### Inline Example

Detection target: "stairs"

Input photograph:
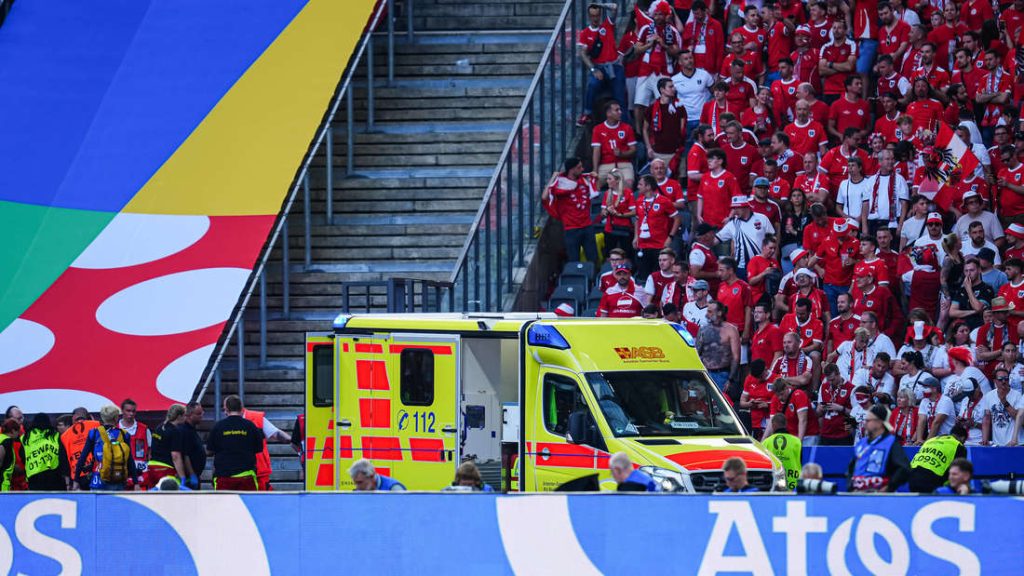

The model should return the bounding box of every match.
[204,0,563,490]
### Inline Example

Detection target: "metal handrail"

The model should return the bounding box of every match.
[193,0,400,405]
[446,0,584,311]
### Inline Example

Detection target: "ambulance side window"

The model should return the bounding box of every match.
[312,345,333,407]
[400,349,434,406]
[543,374,580,437]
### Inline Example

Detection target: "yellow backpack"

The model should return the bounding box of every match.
[99,427,130,484]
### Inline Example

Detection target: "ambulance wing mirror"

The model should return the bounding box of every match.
[567,411,590,445]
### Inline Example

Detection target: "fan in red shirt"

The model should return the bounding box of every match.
[817,364,855,444]
[769,333,816,391]
[817,20,857,100]
[905,77,945,134]
[951,47,986,101]
[696,148,741,227]
[681,1,725,77]
[721,39,764,84]
[741,359,774,437]
[771,59,801,123]
[827,76,871,141]
[806,3,833,51]
[999,257,1024,333]
[785,269,830,323]
[978,49,1013,129]
[722,59,760,109]
[815,217,860,300]
[597,264,647,318]
[926,6,966,71]
[766,377,821,443]
[634,175,681,279]
[827,292,861,354]
[683,126,712,189]
[784,100,828,156]
[747,234,781,305]
[873,92,903,143]
[699,82,735,134]
[997,147,1024,221]
[721,121,758,194]
[961,0,994,31]
[820,131,877,192]
[852,237,890,289]
[789,26,820,89]
[542,159,597,262]
[764,5,794,77]
[801,204,833,254]
[877,4,910,60]
[851,267,900,339]
[717,257,753,342]
[750,302,783,367]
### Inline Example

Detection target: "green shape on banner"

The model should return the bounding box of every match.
[0,201,114,332]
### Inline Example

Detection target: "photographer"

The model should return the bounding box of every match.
[847,404,910,492]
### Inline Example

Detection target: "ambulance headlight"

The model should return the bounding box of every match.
[639,466,687,493]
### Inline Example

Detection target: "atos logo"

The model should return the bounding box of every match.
[614,346,666,361]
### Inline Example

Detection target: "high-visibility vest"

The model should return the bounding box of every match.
[763,432,803,490]
[1,435,15,491]
[22,429,61,479]
[243,410,272,479]
[910,435,961,477]
[62,421,100,476]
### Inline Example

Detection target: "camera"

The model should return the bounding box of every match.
[984,480,1024,495]
[797,478,838,494]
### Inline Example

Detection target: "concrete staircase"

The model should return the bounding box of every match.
[206,0,563,489]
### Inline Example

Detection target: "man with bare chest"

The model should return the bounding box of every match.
[697,300,741,395]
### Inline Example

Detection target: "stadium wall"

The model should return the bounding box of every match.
[0,493,1021,574]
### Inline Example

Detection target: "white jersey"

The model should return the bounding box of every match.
[863,172,910,223]
[852,368,895,397]
[671,68,714,121]
[682,301,709,329]
[716,212,775,269]
[982,389,1024,445]
[918,394,956,436]
[836,176,874,219]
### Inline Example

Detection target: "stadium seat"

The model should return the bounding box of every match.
[548,285,583,313]
[587,285,603,311]
[558,274,589,297]
[561,261,595,282]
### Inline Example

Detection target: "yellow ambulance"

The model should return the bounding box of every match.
[304,313,783,492]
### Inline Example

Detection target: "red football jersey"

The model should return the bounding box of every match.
[827,313,862,352]
[723,141,758,193]
[828,96,871,136]
[784,120,827,156]
[717,279,752,329]
[780,313,825,348]
[698,169,741,227]
[592,121,637,166]
[819,381,855,438]
[770,389,821,436]
[819,39,857,95]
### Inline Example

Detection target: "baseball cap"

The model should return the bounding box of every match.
[790,248,809,264]
[795,25,811,37]
[960,190,982,210]
[730,195,751,208]
[919,374,940,388]
[854,265,874,278]
[613,262,631,274]
[753,177,770,187]
[868,404,894,432]
[926,212,943,224]
[692,279,710,291]
[832,218,849,234]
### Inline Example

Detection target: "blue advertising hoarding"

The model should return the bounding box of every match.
[0,493,1021,575]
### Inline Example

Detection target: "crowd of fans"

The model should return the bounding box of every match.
[0,396,294,492]
[546,0,1024,450]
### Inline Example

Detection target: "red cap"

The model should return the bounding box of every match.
[947,346,973,368]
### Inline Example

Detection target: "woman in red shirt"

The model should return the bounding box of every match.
[601,169,637,259]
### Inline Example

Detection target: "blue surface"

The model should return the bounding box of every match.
[1,493,1022,575]
[803,446,1024,491]
[0,0,306,212]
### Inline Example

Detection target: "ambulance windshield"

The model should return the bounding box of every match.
[584,371,742,437]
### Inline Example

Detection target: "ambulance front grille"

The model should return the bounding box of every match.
[689,471,775,492]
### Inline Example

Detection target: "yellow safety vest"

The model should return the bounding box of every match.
[764,432,802,490]
[23,429,61,479]
[910,435,960,476]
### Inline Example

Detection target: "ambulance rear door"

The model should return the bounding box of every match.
[388,334,460,489]
[304,333,334,491]
[336,334,392,489]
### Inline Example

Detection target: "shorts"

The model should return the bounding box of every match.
[142,463,178,490]
[214,472,259,491]
[649,151,676,166]
[597,163,635,186]
[634,74,666,107]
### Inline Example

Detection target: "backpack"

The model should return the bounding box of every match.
[99,427,130,484]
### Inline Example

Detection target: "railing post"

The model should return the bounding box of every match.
[528,100,536,233]
[548,60,556,176]
[560,21,567,160]
[214,366,222,421]
[237,316,246,404]
[506,155,513,292]
[387,0,395,85]
[571,1,578,119]
[259,273,267,366]
[366,34,375,132]
[346,91,355,176]
[282,218,291,318]
[517,134,525,266]
[538,72,546,180]
[496,176,503,305]
[303,172,312,267]
[326,125,334,222]
[406,0,414,42]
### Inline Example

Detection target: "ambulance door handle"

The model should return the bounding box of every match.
[339,419,352,429]
[442,425,456,434]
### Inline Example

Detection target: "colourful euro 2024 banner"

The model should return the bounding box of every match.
[0,493,1020,575]
[0,0,375,411]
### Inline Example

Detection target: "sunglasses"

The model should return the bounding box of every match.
[996,376,1010,381]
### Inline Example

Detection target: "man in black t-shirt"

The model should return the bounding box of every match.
[950,258,995,330]
[207,395,263,491]
[178,402,206,489]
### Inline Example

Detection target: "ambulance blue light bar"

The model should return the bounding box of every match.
[528,324,570,350]
[333,314,351,330]
[671,323,696,347]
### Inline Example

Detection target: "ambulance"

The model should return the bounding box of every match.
[303,313,784,492]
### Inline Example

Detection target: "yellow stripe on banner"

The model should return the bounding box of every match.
[124,0,376,216]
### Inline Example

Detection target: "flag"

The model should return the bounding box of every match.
[930,123,980,186]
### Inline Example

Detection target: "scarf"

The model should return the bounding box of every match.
[893,407,916,441]
[982,68,1004,125]
[870,171,898,221]
[779,353,808,376]
[849,344,868,379]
